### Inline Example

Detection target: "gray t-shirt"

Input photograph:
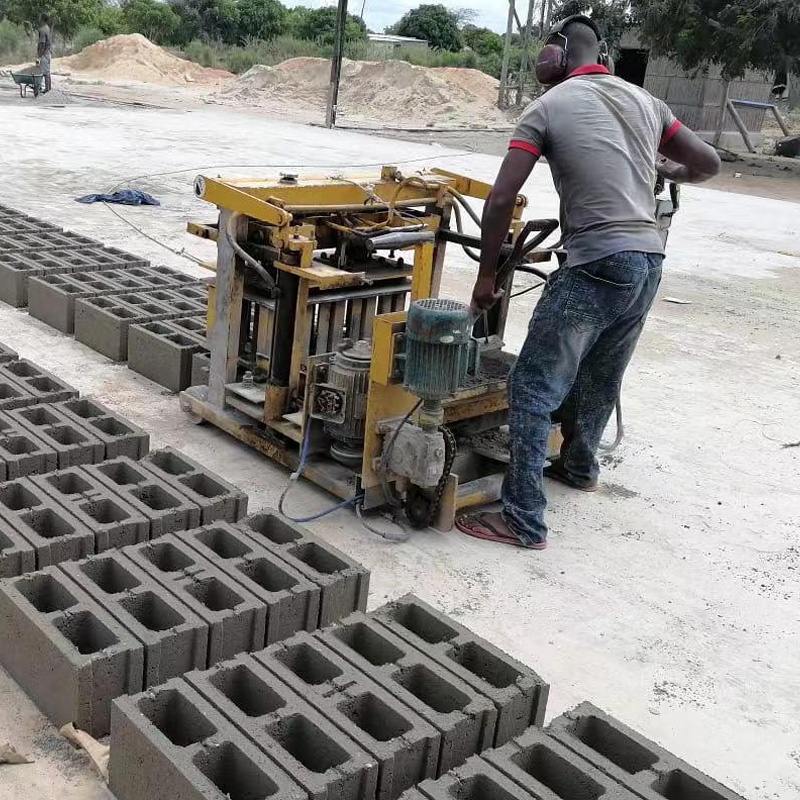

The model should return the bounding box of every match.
[511,67,681,266]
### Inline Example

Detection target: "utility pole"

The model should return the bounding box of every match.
[498,0,516,109]
[326,0,348,128]
[516,0,536,106]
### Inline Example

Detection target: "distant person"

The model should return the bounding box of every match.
[37,13,53,94]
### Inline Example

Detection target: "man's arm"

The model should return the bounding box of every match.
[658,126,721,185]
[470,147,539,312]
[37,27,46,58]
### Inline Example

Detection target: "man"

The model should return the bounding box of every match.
[457,16,720,549]
[37,14,53,95]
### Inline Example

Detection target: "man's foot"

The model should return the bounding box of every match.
[544,463,599,492]
[455,512,547,549]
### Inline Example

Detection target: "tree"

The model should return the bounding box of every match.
[122,0,179,43]
[461,24,503,57]
[6,0,102,39]
[293,6,366,45]
[632,0,800,81]
[169,0,239,43]
[237,0,284,42]
[552,0,633,56]
[389,4,462,52]
[94,2,125,35]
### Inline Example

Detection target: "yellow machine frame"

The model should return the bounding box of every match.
[181,166,560,530]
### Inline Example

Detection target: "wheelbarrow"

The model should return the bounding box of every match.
[11,69,44,98]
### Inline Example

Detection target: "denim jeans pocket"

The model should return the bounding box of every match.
[564,257,639,325]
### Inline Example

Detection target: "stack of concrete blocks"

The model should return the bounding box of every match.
[0,203,212,391]
[401,704,746,800]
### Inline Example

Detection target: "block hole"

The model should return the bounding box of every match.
[97,461,145,486]
[289,542,346,575]
[148,450,191,475]
[19,406,58,426]
[195,526,251,559]
[337,692,413,742]
[81,499,129,524]
[393,664,470,714]
[333,622,404,666]
[210,663,285,718]
[268,714,349,774]
[22,508,77,540]
[29,377,63,393]
[1,436,38,454]
[139,688,216,747]
[237,558,297,593]
[447,775,519,800]
[0,482,40,510]
[47,471,93,496]
[274,642,342,685]
[6,361,37,377]
[48,426,89,446]
[17,572,78,613]
[511,743,605,800]
[571,715,658,775]
[243,513,301,545]
[652,769,727,800]
[64,399,103,419]
[448,641,522,689]
[180,473,226,498]
[120,591,185,632]
[80,557,140,594]
[55,610,118,654]
[387,601,458,645]
[144,541,195,572]
[186,577,242,611]
[193,742,279,800]
[93,416,130,436]
[133,484,182,511]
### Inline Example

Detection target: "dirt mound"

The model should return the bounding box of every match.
[213,57,511,128]
[56,34,232,86]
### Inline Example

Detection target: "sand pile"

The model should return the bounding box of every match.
[213,57,512,128]
[56,34,232,86]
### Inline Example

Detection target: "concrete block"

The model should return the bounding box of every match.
[0,566,144,735]
[0,478,94,567]
[84,458,202,537]
[165,315,207,342]
[256,631,441,800]
[0,522,36,577]
[371,595,549,745]
[110,679,307,800]
[121,535,267,664]
[412,756,537,800]
[186,654,379,800]
[318,614,498,777]
[54,397,150,460]
[128,321,206,392]
[8,404,105,468]
[74,293,192,362]
[238,511,369,626]
[178,522,321,644]
[190,350,211,387]
[0,359,78,404]
[0,229,101,253]
[0,411,58,479]
[31,467,150,551]
[142,447,248,524]
[547,702,747,800]
[0,341,18,362]
[0,377,35,411]
[59,552,208,688]
[141,287,207,317]
[483,726,641,800]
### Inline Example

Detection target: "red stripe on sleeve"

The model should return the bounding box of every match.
[661,120,682,145]
[509,140,541,157]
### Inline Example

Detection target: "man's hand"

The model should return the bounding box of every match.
[657,157,683,182]
[470,275,503,315]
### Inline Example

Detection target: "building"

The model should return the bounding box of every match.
[367,33,430,58]
[616,31,774,149]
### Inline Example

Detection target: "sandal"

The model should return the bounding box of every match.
[455,512,547,550]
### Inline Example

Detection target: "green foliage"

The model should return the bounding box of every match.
[71,24,104,49]
[0,18,31,62]
[237,0,284,42]
[292,6,367,45]
[461,24,503,56]
[122,0,179,44]
[389,4,462,52]
[632,0,800,78]
[169,0,239,45]
[5,0,103,40]
[92,2,124,34]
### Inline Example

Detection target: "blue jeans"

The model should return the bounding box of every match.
[502,251,664,545]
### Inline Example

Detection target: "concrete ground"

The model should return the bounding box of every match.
[0,81,798,800]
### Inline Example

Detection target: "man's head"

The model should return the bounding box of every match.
[40,12,53,25]
[535,15,604,86]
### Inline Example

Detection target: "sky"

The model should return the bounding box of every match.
[287,0,515,35]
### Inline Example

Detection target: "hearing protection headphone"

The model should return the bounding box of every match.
[534,14,610,86]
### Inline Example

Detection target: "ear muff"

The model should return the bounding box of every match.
[535,39,569,85]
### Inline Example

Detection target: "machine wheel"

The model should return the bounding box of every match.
[405,486,433,530]
[185,411,205,425]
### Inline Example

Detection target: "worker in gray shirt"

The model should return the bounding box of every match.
[37,13,53,94]
[457,15,721,549]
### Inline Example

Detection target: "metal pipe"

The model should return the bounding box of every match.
[225,213,277,294]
